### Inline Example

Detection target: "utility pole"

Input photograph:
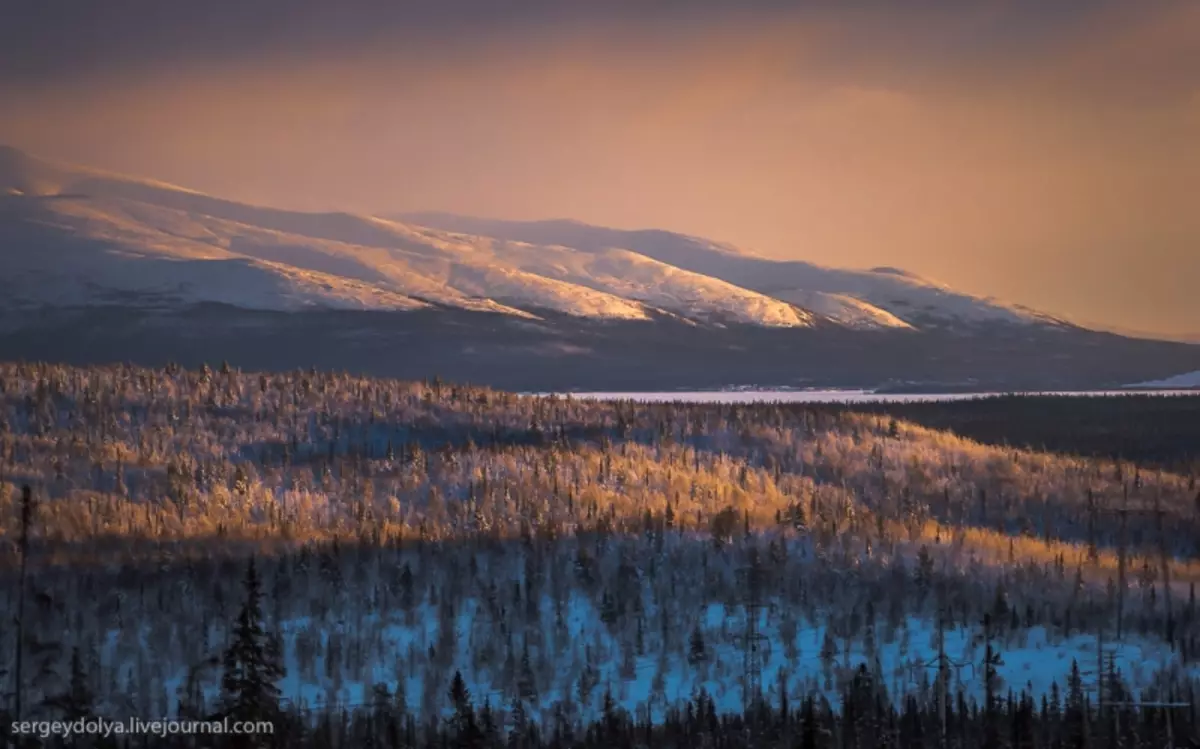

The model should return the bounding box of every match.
[1087,489,1099,562]
[735,545,771,719]
[982,614,1004,748]
[1154,488,1176,650]
[1118,484,1129,640]
[1095,621,1128,732]
[937,610,948,749]
[1097,625,1104,720]
[908,602,973,749]
[1106,484,1176,648]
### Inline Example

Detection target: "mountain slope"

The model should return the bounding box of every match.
[2,145,1078,333]
[766,289,913,330]
[0,147,819,327]
[5,146,1200,391]
[1128,370,1200,388]
[397,212,1075,332]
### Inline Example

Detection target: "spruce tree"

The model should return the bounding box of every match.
[479,698,501,746]
[801,695,820,749]
[688,625,707,665]
[219,557,285,727]
[447,670,484,747]
[1065,659,1090,749]
[517,644,538,702]
[44,646,94,721]
[508,698,530,749]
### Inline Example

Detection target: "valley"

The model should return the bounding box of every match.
[0,362,1197,746]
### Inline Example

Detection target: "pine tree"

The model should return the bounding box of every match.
[219,557,285,728]
[480,698,501,746]
[447,670,484,747]
[449,669,469,709]
[915,545,935,597]
[44,646,94,721]
[601,688,622,743]
[801,695,821,749]
[599,590,618,626]
[1065,659,1090,749]
[846,663,877,749]
[819,629,838,689]
[508,698,530,749]
[399,563,415,612]
[517,644,538,702]
[688,625,707,666]
[366,682,394,748]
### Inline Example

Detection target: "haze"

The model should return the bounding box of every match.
[2,1,1197,339]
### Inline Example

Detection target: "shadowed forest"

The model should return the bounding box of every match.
[845,395,1200,475]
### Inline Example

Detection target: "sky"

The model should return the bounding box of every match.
[1,1,1198,338]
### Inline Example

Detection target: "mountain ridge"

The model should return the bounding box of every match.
[1,145,1078,333]
[392,211,1078,331]
[3,145,1200,391]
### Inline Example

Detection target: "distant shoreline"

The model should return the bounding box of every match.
[534,387,1200,403]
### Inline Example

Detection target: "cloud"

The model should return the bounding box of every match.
[0,2,1147,90]
[0,0,796,86]
[1021,3,1200,106]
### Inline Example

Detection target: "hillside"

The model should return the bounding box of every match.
[0,362,1197,739]
[1131,370,1200,389]
[4,145,1200,392]
[2,145,1067,332]
[395,213,1073,331]
[0,147,811,327]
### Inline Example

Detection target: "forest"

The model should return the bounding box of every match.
[0,362,1197,747]
[843,395,1200,474]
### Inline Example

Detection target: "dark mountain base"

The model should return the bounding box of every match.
[2,305,1199,392]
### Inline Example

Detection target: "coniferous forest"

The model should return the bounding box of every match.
[0,362,1197,747]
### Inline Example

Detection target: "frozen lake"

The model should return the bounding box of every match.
[542,389,1200,404]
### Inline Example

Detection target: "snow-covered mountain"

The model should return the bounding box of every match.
[765,290,913,330]
[0,147,805,327]
[0,145,1074,333]
[398,212,1075,331]
[1128,370,1200,389]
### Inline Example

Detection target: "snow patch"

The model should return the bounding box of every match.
[767,290,914,330]
[1127,370,1200,388]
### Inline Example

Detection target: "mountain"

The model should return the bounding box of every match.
[1128,370,1200,389]
[0,146,813,327]
[396,212,1072,331]
[2,145,1063,332]
[2,144,1199,391]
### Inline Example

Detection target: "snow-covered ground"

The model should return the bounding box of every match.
[767,290,913,329]
[151,596,1193,725]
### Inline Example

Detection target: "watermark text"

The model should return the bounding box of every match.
[12,717,274,740]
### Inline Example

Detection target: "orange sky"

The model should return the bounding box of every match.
[1,3,1197,337]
